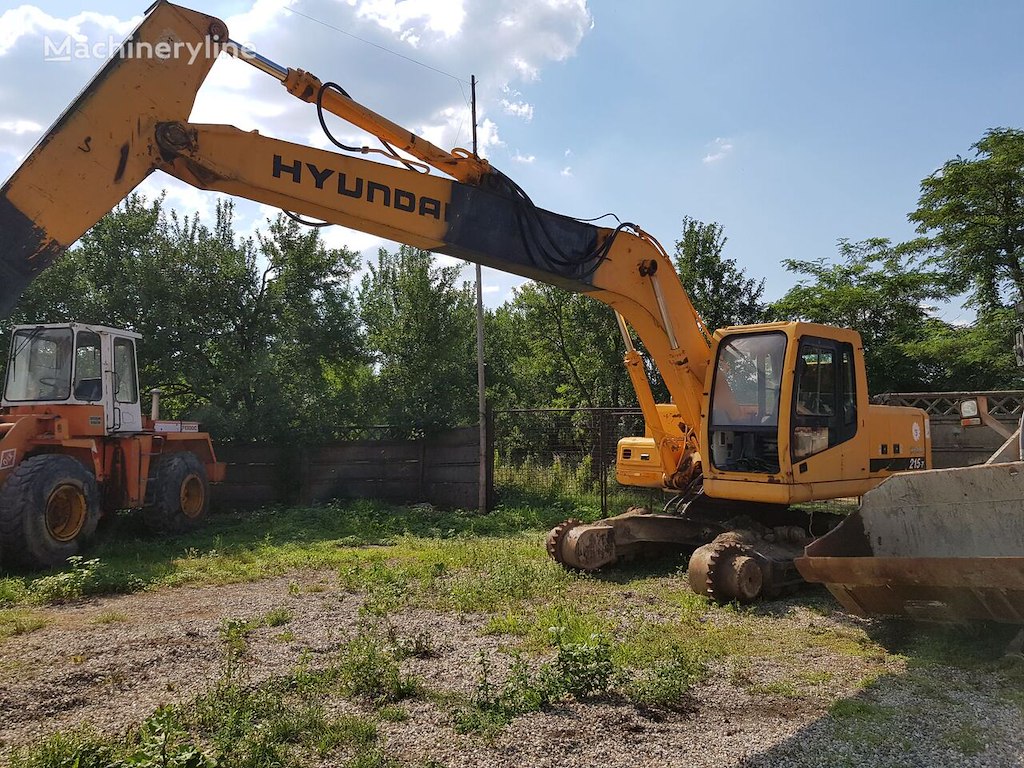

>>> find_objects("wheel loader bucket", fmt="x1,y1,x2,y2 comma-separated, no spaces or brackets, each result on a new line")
795,462,1024,623
0,1,225,317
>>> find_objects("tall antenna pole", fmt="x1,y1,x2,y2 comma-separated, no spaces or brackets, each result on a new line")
471,75,479,160
471,75,488,514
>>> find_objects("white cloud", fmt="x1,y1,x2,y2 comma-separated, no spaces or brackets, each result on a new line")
511,56,539,81
434,253,464,269
561,166,573,176
512,151,535,163
320,225,387,254
0,0,593,245
501,98,534,121
0,7,144,162
203,0,590,164
703,137,734,164
135,176,221,226
482,284,500,294
0,119,41,135
354,0,466,40
0,6,138,56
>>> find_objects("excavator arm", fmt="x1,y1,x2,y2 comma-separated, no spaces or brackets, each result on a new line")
0,0,708,489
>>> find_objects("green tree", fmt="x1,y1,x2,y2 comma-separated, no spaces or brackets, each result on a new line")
770,238,949,393
486,284,633,410
359,246,476,434
11,194,367,440
673,217,767,331
910,128,1024,312
901,310,1019,391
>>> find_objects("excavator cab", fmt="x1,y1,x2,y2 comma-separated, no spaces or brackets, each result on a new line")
701,322,929,506
2,323,143,433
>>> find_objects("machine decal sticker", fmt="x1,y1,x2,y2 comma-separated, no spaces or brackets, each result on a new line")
912,422,921,442
0,448,16,469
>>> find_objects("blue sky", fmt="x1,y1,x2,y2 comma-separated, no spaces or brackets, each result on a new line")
1,0,1023,318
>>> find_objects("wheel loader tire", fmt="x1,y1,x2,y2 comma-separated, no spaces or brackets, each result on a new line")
143,452,209,534
0,454,100,570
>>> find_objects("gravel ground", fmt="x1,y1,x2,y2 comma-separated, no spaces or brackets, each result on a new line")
1,573,1021,767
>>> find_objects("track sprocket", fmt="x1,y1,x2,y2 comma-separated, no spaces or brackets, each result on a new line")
545,517,582,565
689,539,764,603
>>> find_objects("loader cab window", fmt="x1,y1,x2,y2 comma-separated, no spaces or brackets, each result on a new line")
4,327,73,401
792,338,857,461
73,331,102,402
112,338,138,404
708,332,786,474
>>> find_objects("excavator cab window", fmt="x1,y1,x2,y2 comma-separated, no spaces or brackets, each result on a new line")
708,332,786,474
4,327,73,401
791,337,857,461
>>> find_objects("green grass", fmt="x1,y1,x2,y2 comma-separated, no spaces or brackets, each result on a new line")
92,610,129,625
7,614,412,768
624,642,709,710
942,723,988,756
333,626,422,705
0,608,48,640
454,633,616,739
263,606,293,627
0,499,579,609
3,497,1021,757
376,706,409,723
829,697,898,723
483,601,615,649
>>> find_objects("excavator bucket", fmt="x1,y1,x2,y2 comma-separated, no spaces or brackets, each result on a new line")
795,462,1024,623
0,1,224,317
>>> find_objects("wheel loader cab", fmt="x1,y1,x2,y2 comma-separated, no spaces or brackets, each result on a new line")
2,323,143,433
702,322,913,505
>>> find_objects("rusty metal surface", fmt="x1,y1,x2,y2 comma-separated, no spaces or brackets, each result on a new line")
796,462,1024,623
546,510,713,571
690,528,810,602
796,555,1024,623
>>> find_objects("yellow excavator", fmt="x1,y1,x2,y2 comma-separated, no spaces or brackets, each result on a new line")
0,2,1020,619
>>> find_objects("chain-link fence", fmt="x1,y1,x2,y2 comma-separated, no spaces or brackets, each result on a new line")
492,407,664,516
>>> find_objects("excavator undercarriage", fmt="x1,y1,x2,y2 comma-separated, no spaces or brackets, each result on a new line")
546,495,845,603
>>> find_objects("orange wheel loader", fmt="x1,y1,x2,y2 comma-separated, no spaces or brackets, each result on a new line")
0,323,224,569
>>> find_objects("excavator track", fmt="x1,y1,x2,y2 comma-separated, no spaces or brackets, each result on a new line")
689,540,763,603
546,498,825,601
